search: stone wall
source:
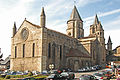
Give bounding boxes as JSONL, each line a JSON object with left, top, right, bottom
{"left": 45, "top": 28, "right": 78, "bottom": 70}
{"left": 11, "top": 57, "right": 41, "bottom": 71}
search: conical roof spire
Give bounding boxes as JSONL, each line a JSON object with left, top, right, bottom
{"left": 40, "top": 7, "right": 46, "bottom": 27}
{"left": 108, "top": 36, "right": 112, "bottom": 43}
{"left": 97, "top": 21, "right": 103, "bottom": 31}
{"left": 94, "top": 14, "right": 99, "bottom": 24}
{"left": 69, "top": 5, "right": 83, "bottom": 21}
{"left": 13, "top": 22, "right": 17, "bottom": 37}
{"left": 40, "top": 7, "right": 45, "bottom": 16}
{"left": 14, "top": 22, "right": 16, "bottom": 28}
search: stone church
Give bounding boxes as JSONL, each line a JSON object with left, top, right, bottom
{"left": 11, "top": 6, "right": 106, "bottom": 72}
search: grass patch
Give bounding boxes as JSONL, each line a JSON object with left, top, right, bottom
{"left": 0, "top": 74, "right": 48, "bottom": 80}
{"left": 5, "top": 75, "right": 28, "bottom": 79}
{"left": 34, "top": 75, "right": 48, "bottom": 79}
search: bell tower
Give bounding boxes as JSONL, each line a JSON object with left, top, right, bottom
{"left": 107, "top": 36, "right": 112, "bottom": 51}
{"left": 90, "top": 14, "right": 105, "bottom": 45}
{"left": 90, "top": 14, "right": 106, "bottom": 64}
{"left": 66, "top": 6, "right": 84, "bottom": 39}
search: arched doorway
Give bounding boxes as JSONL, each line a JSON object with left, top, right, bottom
{"left": 74, "top": 60, "right": 79, "bottom": 71}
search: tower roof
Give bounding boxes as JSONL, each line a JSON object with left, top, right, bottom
{"left": 40, "top": 7, "right": 45, "bottom": 16}
{"left": 108, "top": 36, "right": 112, "bottom": 43}
{"left": 13, "top": 22, "right": 16, "bottom": 28}
{"left": 69, "top": 6, "right": 83, "bottom": 21}
{"left": 97, "top": 21, "right": 103, "bottom": 31}
{"left": 94, "top": 14, "right": 99, "bottom": 24}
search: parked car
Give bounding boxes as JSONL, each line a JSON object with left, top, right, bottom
{"left": 90, "top": 66, "right": 97, "bottom": 71}
{"left": 44, "top": 74, "right": 63, "bottom": 80}
{"left": 79, "top": 74, "right": 97, "bottom": 80}
{"left": 41, "top": 70, "right": 48, "bottom": 74}
{"left": 78, "top": 67, "right": 90, "bottom": 72}
{"left": 60, "top": 72, "right": 75, "bottom": 79}
{"left": 60, "top": 72, "right": 69, "bottom": 79}
{"left": 93, "top": 72, "right": 107, "bottom": 80}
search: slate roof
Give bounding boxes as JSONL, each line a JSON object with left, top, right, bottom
{"left": 94, "top": 14, "right": 99, "bottom": 24}
{"left": 69, "top": 5, "right": 83, "bottom": 21}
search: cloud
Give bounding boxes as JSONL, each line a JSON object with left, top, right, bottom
{"left": 82, "top": 9, "right": 120, "bottom": 49}
{"left": 104, "top": 16, "right": 120, "bottom": 30}
{"left": 99, "top": 9, "right": 120, "bottom": 17}
{"left": 77, "top": 0, "right": 102, "bottom": 7}
{"left": 0, "top": 0, "right": 35, "bottom": 59}
{"left": 105, "top": 30, "right": 120, "bottom": 49}
{"left": 84, "top": 8, "right": 120, "bottom": 21}
{"left": 83, "top": 8, "right": 120, "bottom": 29}
{"left": 44, "top": 0, "right": 103, "bottom": 35}
{"left": 43, "top": 0, "right": 103, "bottom": 21}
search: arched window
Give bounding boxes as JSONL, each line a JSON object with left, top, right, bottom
{"left": 32, "top": 43, "right": 35, "bottom": 57}
{"left": 52, "top": 42, "right": 56, "bottom": 63}
{"left": 60, "top": 45, "right": 62, "bottom": 60}
{"left": 93, "top": 49, "right": 95, "bottom": 60}
{"left": 92, "top": 27, "right": 95, "bottom": 33}
{"left": 23, "top": 44, "right": 25, "bottom": 58}
{"left": 48, "top": 43, "right": 51, "bottom": 58}
{"left": 98, "top": 32, "right": 99, "bottom": 35}
{"left": 15, "top": 46, "right": 17, "bottom": 58}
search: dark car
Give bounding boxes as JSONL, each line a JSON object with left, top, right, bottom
{"left": 79, "top": 74, "right": 98, "bottom": 80}
{"left": 44, "top": 74, "right": 65, "bottom": 80}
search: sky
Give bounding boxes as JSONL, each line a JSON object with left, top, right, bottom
{"left": 0, "top": 0, "right": 120, "bottom": 59}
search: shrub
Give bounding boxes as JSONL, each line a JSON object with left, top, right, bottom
{"left": 27, "top": 72, "right": 33, "bottom": 76}
{"left": 0, "top": 74, "right": 6, "bottom": 78}
{"left": 34, "top": 75, "right": 48, "bottom": 79}
{"left": 5, "top": 75, "right": 11, "bottom": 79}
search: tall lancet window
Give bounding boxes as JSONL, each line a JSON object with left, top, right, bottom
{"left": 15, "top": 46, "right": 17, "bottom": 58}
{"left": 52, "top": 42, "right": 55, "bottom": 63}
{"left": 48, "top": 43, "right": 51, "bottom": 58}
{"left": 92, "top": 27, "right": 95, "bottom": 33}
{"left": 60, "top": 45, "right": 62, "bottom": 60}
{"left": 32, "top": 43, "right": 35, "bottom": 57}
{"left": 23, "top": 44, "right": 25, "bottom": 58}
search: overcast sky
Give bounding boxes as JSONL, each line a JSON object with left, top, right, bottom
{"left": 0, "top": 0, "right": 120, "bottom": 59}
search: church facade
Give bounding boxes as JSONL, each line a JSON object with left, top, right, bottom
{"left": 10, "top": 6, "right": 106, "bottom": 72}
